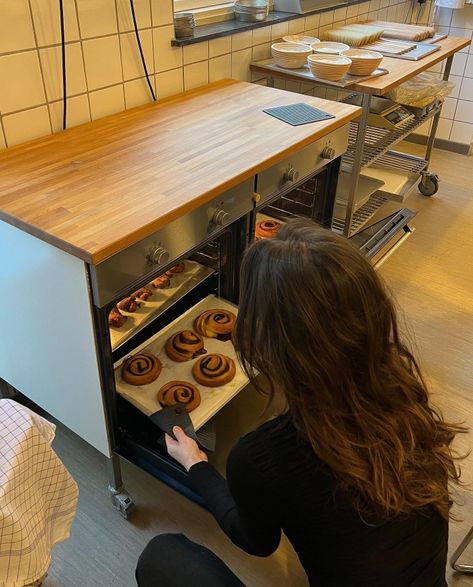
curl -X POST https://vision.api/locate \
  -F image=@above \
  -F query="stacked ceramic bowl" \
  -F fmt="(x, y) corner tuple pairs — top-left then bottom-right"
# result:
(282, 34), (320, 47)
(174, 13), (195, 38)
(271, 42), (312, 69)
(308, 54), (352, 81)
(235, 0), (268, 22)
(340, 49), (383, 75)
(311, 41), (350, 55)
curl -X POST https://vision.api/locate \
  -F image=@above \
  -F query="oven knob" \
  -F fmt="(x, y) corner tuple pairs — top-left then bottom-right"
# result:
(212, 209), (229, 226)
(284, 167), (299, 182)
(321, 146), (336, 160)
(149, 246), (170, 265)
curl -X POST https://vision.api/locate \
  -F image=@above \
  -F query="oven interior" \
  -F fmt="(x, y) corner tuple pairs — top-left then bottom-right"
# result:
(252, 160), (340, 237)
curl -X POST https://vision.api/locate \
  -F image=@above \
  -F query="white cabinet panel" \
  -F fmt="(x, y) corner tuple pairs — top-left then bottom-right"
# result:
(0, 221), (111, 456)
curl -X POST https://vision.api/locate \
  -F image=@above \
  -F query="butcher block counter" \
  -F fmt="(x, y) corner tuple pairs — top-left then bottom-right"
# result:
(0, 79), (360, 265)
(0, 79), (360, 464)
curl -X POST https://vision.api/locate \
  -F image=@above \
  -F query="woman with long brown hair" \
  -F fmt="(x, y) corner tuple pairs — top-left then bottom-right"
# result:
(136, 218), (463, 587)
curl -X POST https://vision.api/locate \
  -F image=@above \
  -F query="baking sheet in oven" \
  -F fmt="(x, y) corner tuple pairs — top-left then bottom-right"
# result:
(114, 295), (249, 431)
(110, 260), (214, 350)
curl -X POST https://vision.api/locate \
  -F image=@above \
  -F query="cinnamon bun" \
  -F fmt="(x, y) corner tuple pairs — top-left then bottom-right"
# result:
(152, 274), (171, 289)
(157, 381), (201, 412)
(117, 296), (139, 313)
(194, 309), (236, 339)
(165, 330), (206, 362)
(192, 354), (236, 387)
(166, 262), (185, 277)
(122, 352), (162, 386)
(132, 287), (153, 301)
(109, 306), (128, 328)
(255, 219), (282, 240)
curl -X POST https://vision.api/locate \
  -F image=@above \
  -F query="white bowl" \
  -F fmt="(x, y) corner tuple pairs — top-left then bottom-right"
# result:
(308, 54), (352, 81)
(271, 42), (312, 69)
(311, 41), (350, 55)
(282, 35), (320, 47)
(340, 49), (383, 75)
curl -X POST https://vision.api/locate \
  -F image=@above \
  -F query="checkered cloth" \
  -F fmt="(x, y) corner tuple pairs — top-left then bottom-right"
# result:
(0, 399), (78, 587)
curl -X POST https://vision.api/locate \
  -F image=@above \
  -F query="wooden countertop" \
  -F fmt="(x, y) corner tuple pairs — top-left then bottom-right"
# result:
(0, 80), (360, 264)
(251, 36), (470, 95)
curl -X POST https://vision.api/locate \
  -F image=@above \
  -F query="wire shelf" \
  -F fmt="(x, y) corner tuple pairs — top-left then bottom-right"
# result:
(341, 102), (441, 171)
(332, 192), (390, 235)
(265, 176), (323, 220)
(375, 150), (427, 174)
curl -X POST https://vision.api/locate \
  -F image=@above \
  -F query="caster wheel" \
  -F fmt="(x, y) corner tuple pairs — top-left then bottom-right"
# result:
(108, 487), (135, 519)
(418, 173), (439, 197)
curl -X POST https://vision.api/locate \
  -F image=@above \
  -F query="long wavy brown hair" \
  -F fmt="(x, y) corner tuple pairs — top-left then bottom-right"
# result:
(235, 218), (464, 520)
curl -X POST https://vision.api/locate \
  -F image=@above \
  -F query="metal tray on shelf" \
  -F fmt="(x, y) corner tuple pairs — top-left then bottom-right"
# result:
(251, 59), (388, 87)
(110, 260), (214, 351)
(341, 100), (442, 171)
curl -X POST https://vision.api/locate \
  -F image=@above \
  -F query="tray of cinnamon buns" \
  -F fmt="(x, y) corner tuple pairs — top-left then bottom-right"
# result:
(114, 295), (248, 431)
(109, 260), (213, 350)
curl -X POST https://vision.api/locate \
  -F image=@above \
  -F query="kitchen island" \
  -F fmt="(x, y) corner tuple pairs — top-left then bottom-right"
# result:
(0, 79), (360, 514)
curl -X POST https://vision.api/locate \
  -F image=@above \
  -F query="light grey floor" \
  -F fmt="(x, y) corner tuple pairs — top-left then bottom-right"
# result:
(46, 388), (306, 587)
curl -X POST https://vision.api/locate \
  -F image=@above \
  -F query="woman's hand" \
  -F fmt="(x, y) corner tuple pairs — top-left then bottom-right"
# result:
(165, 426), (208, 471)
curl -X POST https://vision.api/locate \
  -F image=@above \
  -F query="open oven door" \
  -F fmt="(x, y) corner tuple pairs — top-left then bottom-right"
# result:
(349, 208), (416, 269)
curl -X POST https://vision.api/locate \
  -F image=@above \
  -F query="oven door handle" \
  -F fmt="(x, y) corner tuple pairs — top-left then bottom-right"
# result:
(374, 225), (415, 270)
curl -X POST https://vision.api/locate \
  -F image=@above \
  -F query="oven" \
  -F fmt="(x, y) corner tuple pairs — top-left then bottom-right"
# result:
(249, 124), (415, 263)
(85, 124), (413, 518)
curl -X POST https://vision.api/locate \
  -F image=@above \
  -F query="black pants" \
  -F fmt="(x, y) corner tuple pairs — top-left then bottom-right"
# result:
(136, 533), (245, 587)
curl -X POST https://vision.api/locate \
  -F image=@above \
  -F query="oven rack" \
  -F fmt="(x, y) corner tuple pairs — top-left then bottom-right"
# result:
(334, 149), (427, 235)
(332, 192), (390, 235)
(341, 100), (442, 171)
(265, 176), (323, 221)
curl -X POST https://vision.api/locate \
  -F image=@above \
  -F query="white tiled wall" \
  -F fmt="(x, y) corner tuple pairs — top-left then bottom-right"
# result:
(412, 2), (473, 145)
(0, 0), (471, 149)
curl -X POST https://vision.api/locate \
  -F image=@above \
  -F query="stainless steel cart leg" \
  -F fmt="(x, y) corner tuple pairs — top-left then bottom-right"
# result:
(450, 525), (473, 573)
(107, 453), (135, 519)
(344, 92), (371, 237)
(419, 55), (453, 196)
(425, 55), (453, 164)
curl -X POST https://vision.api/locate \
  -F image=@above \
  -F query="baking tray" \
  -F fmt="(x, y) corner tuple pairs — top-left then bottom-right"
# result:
(379, 42), (440, 60)
(363, 42), (440, 60)
(110, 260), (214, 350)
(253, 59), (388, 87)
(114, 295), (248, 431)
(423, 32), (448, 44)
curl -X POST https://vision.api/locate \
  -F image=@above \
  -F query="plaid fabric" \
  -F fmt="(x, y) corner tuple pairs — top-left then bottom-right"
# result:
(0, 400), (78, 587)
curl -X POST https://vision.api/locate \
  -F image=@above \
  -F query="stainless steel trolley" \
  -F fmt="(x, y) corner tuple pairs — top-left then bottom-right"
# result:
(250, 35), (470, 238)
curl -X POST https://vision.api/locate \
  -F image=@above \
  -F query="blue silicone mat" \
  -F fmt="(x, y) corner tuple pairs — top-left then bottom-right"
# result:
(263, 103), (335, 126)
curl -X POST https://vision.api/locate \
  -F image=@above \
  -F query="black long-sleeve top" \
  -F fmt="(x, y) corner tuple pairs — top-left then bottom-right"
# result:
(189, 414), (448, 587)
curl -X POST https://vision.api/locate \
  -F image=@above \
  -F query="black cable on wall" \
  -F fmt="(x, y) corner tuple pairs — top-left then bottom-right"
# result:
(130, 0), (157, 101)
(59, 0), (67, 129)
